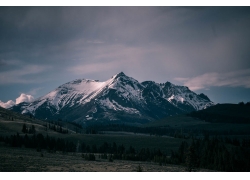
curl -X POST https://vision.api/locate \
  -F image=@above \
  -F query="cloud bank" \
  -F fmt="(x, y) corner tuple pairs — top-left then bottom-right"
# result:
(0, 93), (34, 109)
(175, 69), (250, 91)
(0, 63), (50, 85)
(0, 100), (15, 109)
(16, 93), (34, 104)
(0, 7), (250, 103)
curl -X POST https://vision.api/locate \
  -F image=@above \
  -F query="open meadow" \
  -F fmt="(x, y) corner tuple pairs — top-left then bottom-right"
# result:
(0, 144), (213, 172)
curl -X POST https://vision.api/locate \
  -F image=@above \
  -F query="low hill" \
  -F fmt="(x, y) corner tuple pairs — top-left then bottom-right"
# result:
(0, 106), (81, 136)
(0, 106), (185, 154)
(142, 115), (209, 128)
(187, 103), (250, 123)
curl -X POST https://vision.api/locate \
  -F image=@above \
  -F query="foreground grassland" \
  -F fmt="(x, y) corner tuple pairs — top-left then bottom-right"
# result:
(0, 108), (186, 155)
(62, 134), (184, 154)
(0, 145), (212, 172)
(0, 118), (184, 155)
(1, 106), (250, 172)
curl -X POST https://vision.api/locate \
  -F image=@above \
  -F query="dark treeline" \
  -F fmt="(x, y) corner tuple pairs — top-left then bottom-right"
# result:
(1, 133), (250, 171)
(22, 124), (36, 134)
(187, 102), (250, 124)
(188, 112), (250, 124)
(171, 137), (250, 172)
(0, 133), (166, 163)
(0, 133), (76, 152)
(42, 122), (69, 134)
(86, 123), (173, 136)
(44, 120), (83, 134)
(67, 121), (83, 129)
(86, 123), (250, 137)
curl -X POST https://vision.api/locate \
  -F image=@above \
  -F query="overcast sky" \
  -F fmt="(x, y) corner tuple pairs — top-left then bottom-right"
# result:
(0, 6), (250, 106)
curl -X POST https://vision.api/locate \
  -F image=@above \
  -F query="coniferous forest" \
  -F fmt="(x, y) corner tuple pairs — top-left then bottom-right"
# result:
(1, 130), (250, 172)
(1, 104), (250, 172)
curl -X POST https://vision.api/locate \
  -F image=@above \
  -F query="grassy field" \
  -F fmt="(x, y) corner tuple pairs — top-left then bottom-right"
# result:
(0, 118), (185, 155)
(0, 107), (186, 155)
(61, 134), (184, 154)
(0, 144), (214, 172)
(1, 107), (247, 172)
(0, 112), (188, 171)
(143, 115), (209, 128)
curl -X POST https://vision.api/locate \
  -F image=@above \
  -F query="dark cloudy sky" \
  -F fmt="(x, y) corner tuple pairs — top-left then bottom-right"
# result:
(0, 6), (250, 106)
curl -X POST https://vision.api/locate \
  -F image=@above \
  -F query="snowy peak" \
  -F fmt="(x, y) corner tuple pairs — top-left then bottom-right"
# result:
(10, 72), (215, 124)
(24, 72), (142, 114)
(110, 72), (129, 82)
(113, 71), (126, 78)
(198, 93), (210, 101)
(141, 80), (213, 111)
(112, 72), (140, 85)
(39, 77), (114, 109)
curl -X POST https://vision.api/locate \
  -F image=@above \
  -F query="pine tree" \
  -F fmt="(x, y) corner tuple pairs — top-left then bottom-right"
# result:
(31, 125), (36, 134)
(185, 141), (197, 172)
(136, 164), (143, 172)
(22, 124), (27, 133)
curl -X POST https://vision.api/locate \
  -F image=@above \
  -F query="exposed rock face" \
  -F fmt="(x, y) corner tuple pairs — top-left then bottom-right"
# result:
(9, 72), (214, 125)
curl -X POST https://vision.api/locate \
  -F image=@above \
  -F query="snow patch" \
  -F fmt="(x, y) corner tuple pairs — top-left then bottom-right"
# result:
(16, 72), (214, 119)
(98, 98), (140, 115)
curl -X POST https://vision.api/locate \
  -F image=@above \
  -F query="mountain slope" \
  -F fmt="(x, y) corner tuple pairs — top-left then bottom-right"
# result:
(188, 103), (250, 123)
(141, 81), (214, 111)
(9, 72), (214, 125)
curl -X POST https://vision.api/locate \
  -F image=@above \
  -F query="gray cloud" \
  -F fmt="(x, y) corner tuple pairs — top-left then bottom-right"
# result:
(16, 93), (34, 104)
(0, 100), (15, 109)
(27, 87), (43, 96)
(175, 69), (250, 91)
(0, 93), (34, 109)
(0, 7), (250, 103)
(0, 59), (7, 67)
(0, 64), (50, 84)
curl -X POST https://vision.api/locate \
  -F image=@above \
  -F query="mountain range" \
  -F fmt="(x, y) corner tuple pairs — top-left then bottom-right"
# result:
(9, 72), (214, 125)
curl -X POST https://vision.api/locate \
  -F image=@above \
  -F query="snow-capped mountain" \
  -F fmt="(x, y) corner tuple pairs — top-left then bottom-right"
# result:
(9, 72), (214, 125)
(141, 81), (214, 112)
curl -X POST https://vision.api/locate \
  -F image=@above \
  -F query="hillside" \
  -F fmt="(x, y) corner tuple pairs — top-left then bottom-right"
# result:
(143, 115), (210, 128)
(0, 106), (81, 136)
(187, 103), (250, 123)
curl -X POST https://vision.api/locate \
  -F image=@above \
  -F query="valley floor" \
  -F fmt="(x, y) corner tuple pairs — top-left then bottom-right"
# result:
(0, 145), (212, 172)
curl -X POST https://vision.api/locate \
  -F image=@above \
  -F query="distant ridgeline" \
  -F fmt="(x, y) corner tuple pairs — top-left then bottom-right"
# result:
(9, 72), (214, 125)
(188, 102), (250, 123)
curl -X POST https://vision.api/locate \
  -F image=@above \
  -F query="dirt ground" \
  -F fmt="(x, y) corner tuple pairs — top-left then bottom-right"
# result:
(0, 145), (214, 172)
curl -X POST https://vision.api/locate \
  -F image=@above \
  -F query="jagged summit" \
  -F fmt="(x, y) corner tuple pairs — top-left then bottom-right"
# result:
(9, 72), (214, 125)
(116, 71), (126, 76)
(112, 72), (127, 79)
(198, 93), (210, 101)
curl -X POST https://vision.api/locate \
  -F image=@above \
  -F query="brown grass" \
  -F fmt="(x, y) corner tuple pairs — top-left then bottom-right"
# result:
(0, 145), (213, 172)
(0, 116), (186, 155)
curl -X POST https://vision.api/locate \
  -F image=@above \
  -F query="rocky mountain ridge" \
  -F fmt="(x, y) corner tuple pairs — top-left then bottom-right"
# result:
(9, 72), (214, 125)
